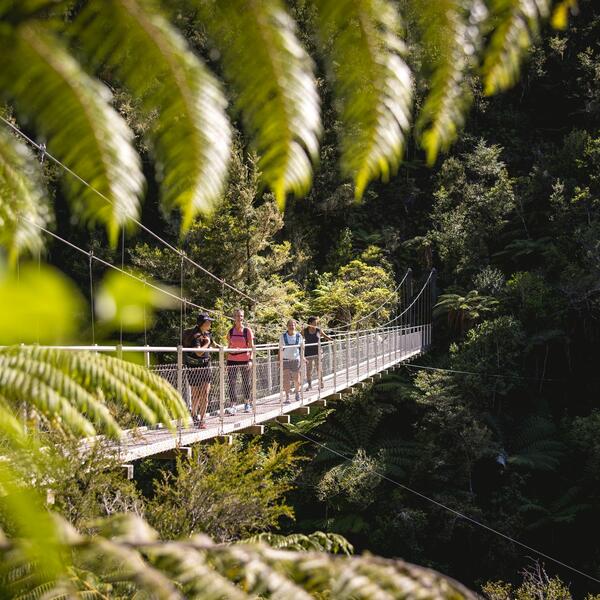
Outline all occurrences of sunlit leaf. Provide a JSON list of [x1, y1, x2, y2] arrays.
[[95, 269, 178, 332], [194, 0, 321, 208], [0, 263, 84, 345], [313, 0, 412, 196], [74, 0, 231, 230]]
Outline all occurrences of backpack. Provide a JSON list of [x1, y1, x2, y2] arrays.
[[182, 327, 198, 348], [229, 326, 250, 345], [283, 332, 300, 346]]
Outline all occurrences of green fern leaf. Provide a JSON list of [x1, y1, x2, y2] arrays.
[[74, 0, 231, 230], [414, 0, 487, 165], [0, 22, 144, 244], [482, 0, 551, 95], [194, 0, 321, 208], [0, 128, 51, 264], [313, 0, 412, 197]]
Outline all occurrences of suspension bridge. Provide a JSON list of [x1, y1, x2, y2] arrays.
[[70, 269, 434, 472], [1, 117, 436, 472]]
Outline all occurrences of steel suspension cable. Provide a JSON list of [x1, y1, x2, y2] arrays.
[[27, 219, 223, 318], [295, 431, 600, 587], [1, 116, 260, 308], [377, 270, 435, 329]]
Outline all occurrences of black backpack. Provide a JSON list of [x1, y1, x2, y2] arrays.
[[182, 327, 199, 348]]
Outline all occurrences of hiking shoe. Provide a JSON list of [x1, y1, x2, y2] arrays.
[[295, 392, 301, 402], [284, 395, 291, 404], [306, 383, 312, 391], [244, 403, 250, 413]]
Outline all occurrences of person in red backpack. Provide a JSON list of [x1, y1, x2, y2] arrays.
[[226, 308, 254, 413]]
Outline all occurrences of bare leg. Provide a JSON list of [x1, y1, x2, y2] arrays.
[[283, 368, 291, 394], [198, 382, 210, 422], [191, 386, 201, 419], [306, 357, 314, 387]]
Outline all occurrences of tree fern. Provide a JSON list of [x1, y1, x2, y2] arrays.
[[312, 0, 412, 197], [0, 128, 50, 264], [508, 416, 565, 472], [482, 0, 552, 95], [74, 0, 231, 229], [414, 0, 487, 165], [193, 0, 321, 207], [0, 346, 188, 440], [0, 507, 478, 598], [0, 21, 144, 245]]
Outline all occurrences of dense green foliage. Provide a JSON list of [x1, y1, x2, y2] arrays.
[[2, 0, 600, 597]]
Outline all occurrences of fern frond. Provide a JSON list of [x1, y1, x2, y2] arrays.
[[195, 0, 321, 207], [482, 0, 551, 95], [244, 531, 354, 555], [0, 127, 50, 264], [0, 347, 188, 439], [313, 0, 412, 197], [414, 0, 487, 165], [74, 0, 231, 230], [26, 346, 188, 427], [0, 353, 119, 438], [0, 22, 144, 244]]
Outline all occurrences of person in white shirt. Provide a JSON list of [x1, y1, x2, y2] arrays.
[[279, 319, 304, 403]]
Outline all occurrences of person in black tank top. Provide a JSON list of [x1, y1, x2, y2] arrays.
[[182, 313, 215, 428], [303, 316, 332, 390]]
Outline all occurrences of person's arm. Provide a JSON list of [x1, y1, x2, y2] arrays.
[[194, 334, 209, 357], [247, 328, 255, 364], [321, 329, 333, 342]]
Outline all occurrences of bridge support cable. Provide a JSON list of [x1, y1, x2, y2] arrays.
[[1, 116, 262, 315]]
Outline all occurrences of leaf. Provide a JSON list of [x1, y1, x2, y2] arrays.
[[551, 0, 577, 30], [74, 0, 231, 230], [313, 0, 412, 197], [481, 0, 551, 95], [0, 127, 51, 263], [195, 0, 321, 208], [95, 269, 178, 332], [0, 22, 144, 244], [0, 263, 84, 345], [0, 346, 189, 439], [414, 0, 488, 165]]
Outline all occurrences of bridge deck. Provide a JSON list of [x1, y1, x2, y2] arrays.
[[114, 328, 428, 462]]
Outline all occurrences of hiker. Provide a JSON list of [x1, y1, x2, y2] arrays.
[[303, 316, 332, 390], [279, 319, 304, 404], [182, 313, 216, 429], [226, 308, 254, 414]]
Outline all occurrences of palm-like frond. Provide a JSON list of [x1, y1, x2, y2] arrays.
[[74, 0, 231, 229], [313, 0, 412, 197], [1, 509, 479, 598], [194, 0, 321, 207], [482, 0, 551, 95], [0, 346, 188, 440], [244, 531, 354, 555], [0, 128, 50, 263], [414, 0, 487, 165], [508, 416, 565, 472], [0, 21, 143, 244]]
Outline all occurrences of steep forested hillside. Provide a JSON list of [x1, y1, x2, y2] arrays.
[[275, 1, 600, 593]]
